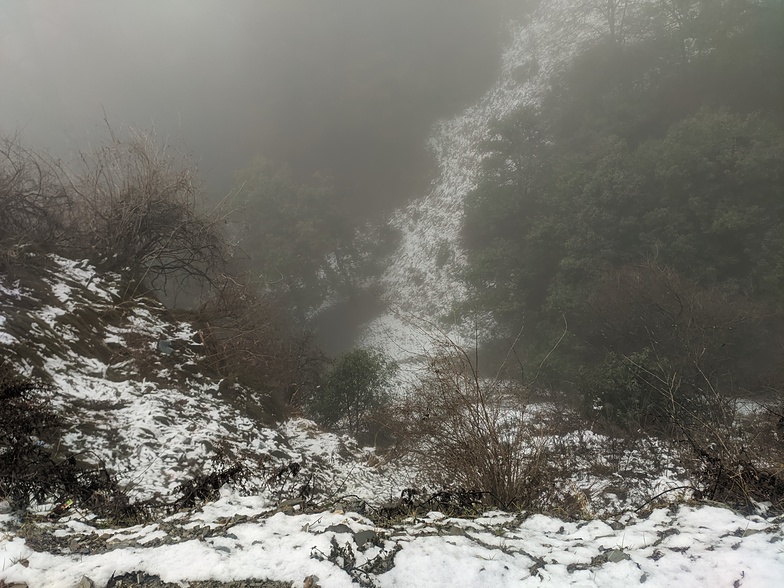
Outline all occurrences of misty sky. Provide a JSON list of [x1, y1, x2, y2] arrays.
[[1, 1, 517, 211]]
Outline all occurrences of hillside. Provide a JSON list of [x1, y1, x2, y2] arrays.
[[1, 255, 783, 587], [2, 1, 784, 586]]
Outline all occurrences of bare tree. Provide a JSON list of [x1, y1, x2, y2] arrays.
[[64, 128, 228, 295], [0, 134, 71, 259]]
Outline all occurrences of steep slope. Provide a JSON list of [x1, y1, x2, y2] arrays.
[[0, 255, 402, 504], [361, 0, 606, 359]]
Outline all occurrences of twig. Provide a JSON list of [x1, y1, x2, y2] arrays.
[[635, 485, 694, 512], [530, 313, 567, 388]]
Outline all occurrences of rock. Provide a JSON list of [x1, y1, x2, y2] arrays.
[[279, 498, 304, 509], [606, 549, 631, 563], [303, 576, 320, 588], [353, 530, 378, 549], [157, 340, 174, 354], [76, 577, 96, 588], [325, 523, 352, 535], [609, 520, 625, 531]]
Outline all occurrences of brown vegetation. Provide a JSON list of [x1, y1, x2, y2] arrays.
[[389, 331, 563, 511]]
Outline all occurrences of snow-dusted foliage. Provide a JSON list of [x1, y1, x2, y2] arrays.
[[362, 0, 608, 360]]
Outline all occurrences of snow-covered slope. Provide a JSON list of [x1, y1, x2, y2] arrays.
[[1, 254, 783, 587], [361, 0, 608, 361], [0, 255, 403, 505], [0, 256, 784, 588]]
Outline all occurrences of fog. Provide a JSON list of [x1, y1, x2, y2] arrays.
[[1, 0, 518, 213]]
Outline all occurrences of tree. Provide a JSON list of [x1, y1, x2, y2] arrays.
[[232, 157, 360, 321], [308, 348, 397, 438], [587, 0, 634, 43], [461, 0, 784, 388]]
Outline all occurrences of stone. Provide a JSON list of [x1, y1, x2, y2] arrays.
[[353, 530, 378, 549], [606, 549, 631, 563], [325, 524, 352, 535]]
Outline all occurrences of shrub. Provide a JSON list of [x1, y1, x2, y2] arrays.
[[66, 129, 228, 295], [576, 262, 782, 431], [195, 274, 326, 416], [581, 350, 659, 432], [0, 135, 71, 262], [308, 348, 397, 439], [0, 361, 62, 506], [0, 360, 139, 522], [630, 356, 784, 514], [575, 263, 784, 512], [390, 335, 560, 511], [0, 128, 229, 299]]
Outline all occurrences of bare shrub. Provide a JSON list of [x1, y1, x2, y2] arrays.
[[194, 274, 325, 413], [572, 262, 784, 511], [391, 332, 562, 511], [626, 354, 784, 513], [65, 128, 227, 294], [0, 135, 71, 261]]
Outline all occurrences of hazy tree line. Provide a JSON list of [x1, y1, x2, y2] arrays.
[[461, 0, 784, 421]]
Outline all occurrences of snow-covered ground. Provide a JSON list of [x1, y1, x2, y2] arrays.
[[2, 494, 783, 587], [2, 254, 783, 587]]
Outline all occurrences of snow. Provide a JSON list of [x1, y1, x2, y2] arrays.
[[362, 0, 608, 364], [0, 279, 22, 298], [1, 493, 782, 587], [0, 314, 15, 345]]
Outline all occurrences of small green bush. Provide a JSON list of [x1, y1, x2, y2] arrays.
[[308, 348, 397, 439], [581, 349, 664, 432]]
